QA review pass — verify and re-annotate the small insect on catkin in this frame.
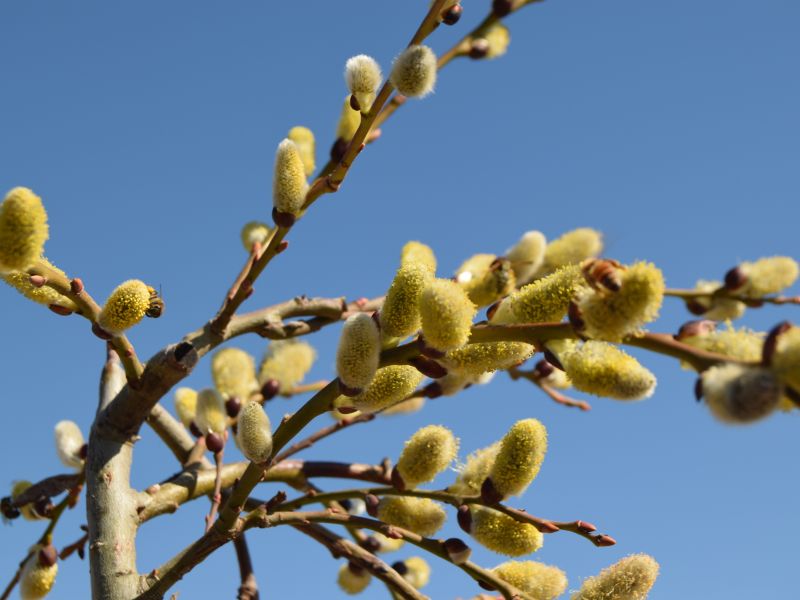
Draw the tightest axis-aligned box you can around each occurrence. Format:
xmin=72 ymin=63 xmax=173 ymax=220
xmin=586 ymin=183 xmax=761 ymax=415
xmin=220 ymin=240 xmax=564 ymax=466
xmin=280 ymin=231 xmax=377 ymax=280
xmin=259 ymin=339 xmax=317 ymax=394
xmin=469 ymin=506 xmax=543 ymax=557
xmin=336 ymin=313 xmax=381 ymax=393
xmin=419 ymin=279 xmax=476 ymax=353
xmin=401 ymin=240 xmax=437 ymax=273
xmin=287 ymin=126 xmax=316 ymax=177
xmin=272 ymin=139 xmax=309 ymax=223
xmin=506 ymin=230 xmax=547 ymax=285
xmin=54 ymin=421 xmax=85 ymax=470
xmin=240 ymin=221 xmax=272 ymax=252
xmin=195 ymin=388 xmax=227 ymax=435
xmin=389 ymin=45 xmax=437 ymax=98
xmin=211 ymin=347 xmax=257 ymax=401
xmin=571 ymin=553 xmax=659 ymax=600
xmin=456 ymin=254 xmax=516 ymax=307
xmin=337 ymin=562 xmax=371 ymax=595
xmin=492 ymin=561 xmax=568 ymax=600
xmin=235 ymin=401 xmax=273 ymax=463
xmin=12 ymin=481 xmax=44 ymax=521
xmin=380 ymin=263 xmax=433 ymax=339
xmin=0 ymin=187 xmax=49 ymax=273
xmin=376 ymin=496 xmax=446 ymax=537
xmin=396 ymin=425 xmax=459 ymax=488
xmin=98 ymin=279 xmax=158 ymax=335
xmin=352 ymin=365 xmax=424 ymax=413
xmin=700 ymin=364 xmax=782 ymax=424
xmin=174 ymin=387 xmax=198 ymax=429
xmin=345 ymin=55 xmax=382 ymax=111
xmin=487 ymin=419 xmax=547 ymax=499
xmin=19 ymin=545 xmax=58 ymax=600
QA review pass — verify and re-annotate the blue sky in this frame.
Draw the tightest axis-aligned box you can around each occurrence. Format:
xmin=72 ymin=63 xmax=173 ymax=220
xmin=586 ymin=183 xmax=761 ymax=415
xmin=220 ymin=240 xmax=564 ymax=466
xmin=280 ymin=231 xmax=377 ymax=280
xmin=1 ymin=1 xmax=799 ymax=598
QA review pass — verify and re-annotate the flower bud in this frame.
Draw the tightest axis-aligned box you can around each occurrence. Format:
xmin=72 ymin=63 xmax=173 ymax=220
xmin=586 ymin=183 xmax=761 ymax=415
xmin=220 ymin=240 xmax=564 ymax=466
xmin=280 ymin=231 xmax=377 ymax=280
xmin=449 ymin=442 xmax=500 ymax=496
xmin=397 ymin=556 xmax=431 ymax=589
xmin=0 ymin=187 xmax=49 ymax=273
xmin=474 ymin=22 xmax=511 ymax=60
xmin=19 ymin=544 xmax=58 ymax=600
xmin=337 ymin=562 xmax=371 ymax=595
xmin=272 ymin=139 xmax=309 ymax=221
xmin=240 ymin=221 xmax=271 ymax=251
xmin=54 ymin=420 xmax=85 ymax=470
xmin=701 ymin=364 xmax=781 ymax=424
xmin=688 ymin=280 xmax=745 ymax=321
xmin=737 ymin=256 xmax=799 ymax=298
xmin=380 ymin=263 xmax=434 ymax=339
xmin=390 ymin=45 xmax=437 ymax=98
xmin=571 ymin=553 xmax=659 ymax=600
xmin=376 ymin=496 xmax=446 ymax=537
xmin=575 ymin=261 xmax=664 ymax=342
xmin=401 ymin=240 xmax=437 ymax=273
xmin=2 ymin=258 xmax=76 ymax=311
xmin=771 ymin=325 xmax=800 ymax=391
xmin=557 ymin=341 xmax=656 ymax=400
xmin=381 ymin=395 xmax=426 ymax=416
xmin=195 ymin=388 xmax=227 ymax=435
xmin=258 ymin=340 xmax=317 ymax=394
xmin=456 ymin=255 xmax=517 ymax=308
xmin=488 ymin=419 xmax=547 ymax=499
xmin=336 ymin=313 xmax=381 ymax=392
xmin=506 ymin=231 xmax=547 ymax=285
xmin=419 ymin=279 xmax=476 ymax=352
xmin=537 ymin=228 xmax=603 ymax=278
xmin=494 ymin=266 xmax=584 ymax=326
xmin=353 ymin=365 xmax=424 ymax=413
xmin=211 ymin=347 xmax=257 ymax=402
xmin=235 ymin=401 xmax=273 ymax=463
xmin=173 ymin=387 xmax=198 ymax=429
xmin=287 ymin=126 xmax=316 ymax=177
xmin=345 ymin=55 xmax=382 ymax=112
xmin=492 ymin=561 xmax=567 ymax=600
xmin=98 ymin=279 xmax=156 ymax=335
xmin=469 ymin=506 xmax=543 ymax=556
xmin=444 ymin=341 xmax=535 ymax=376
xmin=397 ymin=425 xmax=459 ymax=488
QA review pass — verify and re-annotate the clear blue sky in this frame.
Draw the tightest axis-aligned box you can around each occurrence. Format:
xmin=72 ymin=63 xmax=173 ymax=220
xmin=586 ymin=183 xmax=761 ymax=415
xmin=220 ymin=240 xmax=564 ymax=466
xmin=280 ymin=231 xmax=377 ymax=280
xmin=2 ymin=1 xmax=799 ymax=598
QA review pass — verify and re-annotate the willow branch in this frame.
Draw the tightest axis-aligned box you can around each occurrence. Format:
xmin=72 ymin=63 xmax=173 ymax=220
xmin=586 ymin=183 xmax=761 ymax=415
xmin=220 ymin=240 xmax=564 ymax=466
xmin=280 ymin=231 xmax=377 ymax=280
xmin=233 ymin=533 xmax=259 ymax=600
xmin=665 ymin=287 xmax=800 ymax=306
xmin=273 ymin=413 xmax=376 ymax=462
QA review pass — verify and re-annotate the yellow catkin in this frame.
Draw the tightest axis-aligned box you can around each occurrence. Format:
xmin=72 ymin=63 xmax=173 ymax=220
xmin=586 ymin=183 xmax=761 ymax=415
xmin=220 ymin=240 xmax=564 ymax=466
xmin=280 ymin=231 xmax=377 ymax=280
xmin=470 ymin=506 xmax=543 ymax=556
xmin=419 ymin=279 xmax=476 ymax=352
xmin=491 ymin=265 xmax=584 ymax=325
xmin=456 ymin=254 xmax=517 ymax=307
xmin=97 ymin=279 xmax=152 ymax=334
xmin=558 ymin=341 xmax=656 ymax=400
xmin=376 ymin=496 xmax=446 ymax=537
xmin=690 ymin=279 xmax=745 ymax=321
xmin=336 ymin=96 xmax=362 ymax=141
xmin=12 ymin=481 xmax=43 ymax=521
xmin=54 ymin=420 xmax=85 ymax=470
xmin=337 ymin=563 xmax=371 ymax=595
xmin=434 ymin=371 xmax=495 ymax=397
xmin=577 ymin=261 xmax=665 ymax=342
xmin=444 ymin=341 xmax=535 ymax=376
xmin=345 ymin=54 xmax=382 ymax=111
xmin=272 ymin=139 xmax=308 ymax=217
xmin=402 ymin=556 xmax=431 ymax=589
xmin=506 ymin=230 xmax=547 ymax=285
xmin=449 ymin=442 xmax=500 ymax=496
xmin=740 ymin=256 xmax=799 ymax=297
xmin=681 ymin=325 xmax=763 ymax=364
xmin=397 ymin=425 xmax=459 ymax=488
xmin=287 ymin=126 xmax=316 ymax=176
xmin=330 ymin=396 xmax=362 ymax=421
xmin=19 ymin=546 xmax=58 ymax=600
xmin=2 ymin=257 xmax=76 ymax=311
xmin=390 ymin=45 xmax=437 ymax=98
xmin=174 ymin=387 xmax=198 ymax=429
xmin=336 ymin=313 xmax=382 ymax=391
xmin=235 ymin=401 xmax=273 ymax=463
xmin=489 ymin=419 xmax=547 ymax=499
xmin=701 ymin=364 xmax=781 ymax=424
xmin=212 ymin=347 xmax=257 ymax=401
xmin=401 ymin=240 xmax=437 ymax=273
xmin=479 ymin=22 xmax=511 ymax=59
xmin=371 ymin=532 xmax=405 ymax=553
xmin=195 ymin=388 xmax=227 ymax=435
xmin=240 ymin=221 xmax=272 ymax=251
xmin=353 ymin=365 xmax=424 ymax=413
xmin=381 ymin=395 xmax=426 ymax=416
xmin=492 ymin=561 xmax=568 ymax=600
xmin=537 ymin=228 xmax=603 ymax=277
xmin=258 ymin=340 xmax=317 ymax=393
xmin=571 ymin=554 xmax=659 ymax=600
xmin=773 ymin=325 xmax=800 ymax=391
xmin=0 ymin=187 xmax=49 ymax=272
xmin=380 ymin=263 xmax=433 ymax=339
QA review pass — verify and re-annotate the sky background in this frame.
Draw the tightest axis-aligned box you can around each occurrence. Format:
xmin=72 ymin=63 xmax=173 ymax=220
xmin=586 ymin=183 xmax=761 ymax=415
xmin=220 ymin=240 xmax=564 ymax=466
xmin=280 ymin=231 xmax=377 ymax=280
xmin=1 ymin=1 xmax=799 ymax=598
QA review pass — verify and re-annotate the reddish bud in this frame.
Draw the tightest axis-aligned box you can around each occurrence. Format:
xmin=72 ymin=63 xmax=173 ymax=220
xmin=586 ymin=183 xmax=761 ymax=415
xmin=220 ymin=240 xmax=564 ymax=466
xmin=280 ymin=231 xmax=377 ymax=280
xmin=469 ymin=39 xmax=490 ymax=60
xmin=337 ymin=379 xmax=363 ymax=397
xmin=723 ymin=266 xmax=747 ymax=291
xmin=70 ymin=278 xmax=84 ymax=294
xmin=542 ymin=348 xmax=564 ymax=371
xmin=390 ymin=468 xmax=406 ymax=491
xmin=576 ymin=520 xmax=597 ymax=533
xmin=261 ymin=379 xmax=280 ymax=401
xmin=409 ymin=356 xmax=448 ymax=379
xmin=29 ymin=275 xmax=47 ymax=288
xmin=443 ymin=537 xmax=472 ymax=564
xmin=595 ymin=534 xmax=617 ymax=547
xmin=349 ymin=94 xmax=361 ymax=112
xmin=675 ymin=319 xmax=717 ymax=341
xmin=365 ymin=494 xmax=380 ymax=518
xmin=272 ymin=206 xmax=296 ymax=228
xmin=423 ymin=381 xmax=443 ymax=399
xmin=189 ymin=421 xmax=203 ymax=438
xmin=38 ymin=545 xmax=58 ymax=567
xmin=492 ymin=0 xmax=513 ymax=17
xmin=457 ymin=505 xmax=472 ymax=534
xmin=762 ymin=320 xmax=792 ymax=366
xmin=225 ymin=397 xmax=242 ymax=418
xmin=205 ymin=432 xmax=226 ymax=454
xmin=330 ymin=138 xmax=349 ymax=162
xmin=391 ymin=560 xmax=408 ymax=575
xmin=533 ymin=359 xmax=555 ymax=378
xmin=480 ymin=477 xmax=503 ymax=505
xmin=48 ymin=304 xmax=74 ymax=316
xmin=336 ymin=405 xmax=359 ymax=415
xmin=442 ymin=4 xmax=463 ymax=25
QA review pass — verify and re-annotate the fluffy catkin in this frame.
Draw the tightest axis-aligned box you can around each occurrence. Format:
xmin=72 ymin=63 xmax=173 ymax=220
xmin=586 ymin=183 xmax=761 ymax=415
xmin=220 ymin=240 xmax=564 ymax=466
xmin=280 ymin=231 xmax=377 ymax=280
xmin=558 ymin=341 xmax=656 ymax=400
xmin=97 ymin=279 xmax=152 ymax=334
xmin=419 ymin=279 xmax=476 ymax=352
xmin=680 ymin=324 xmax=763 ymax=369
xmin=336 ymin=96 xmax=362 ymax=141
xmin=376 ymin=496 xmax=446 ymax=537
xmin=401 ymin=240 xmax=437 ymax=273
xmin=401 ymin=557 xmax=431 ymax=589
xmin=470 ymin=506 xmax=543 ymax=556
xmin=444 ymin=341 xmax=535 ymax=376
xmin=345 ymin=54 xmax=382 ymax=111
xmin=396 ymin=425 xmax=459 ymax=487
xmin=2 ymin=258 xmax=76 ymax=311
xmin=353 ymin=365 xmax=424 ymax=413
xmin=235 ymin=401 xmax=273 ymax=463
xmin=258 ymin=340 xmax=317 ymax=393
xmin=449 ymin=442 xmax=500 ymax=496
xmin=272 ymin=139 xmax=308 ymax=218
xmin=701 ymin=364 xmax=781 ymax=424
xmin=174 ymin=387 xmax=198 ymax=429
xmin=19 ymin=546 xmax=58 ymax=600
xmin=772 ymin=325 xmax=800 ymax=390
xmin=456 ymin=254 xmax=516 ymax=307
xmin=479 ymin=22 xmax=511 ymax=59
xmin=491 ymin=265 xmax=584 ymax=325
xmin=689 ymin=279 xmax=745 ymax=321
xmin=506 ymin=230 xmax=547 ymax=284
xmin=571 ymin=554 xmax=659 ymax=600
xmin=287 ymin=126 xmax=316 ymax=176
xmin=336 ymin=313 xmax=381 ymax=391
xmin=381 ymin=395 xmax=426 ymax=415
xmin=195 ymin=388 xmax=227 ymax=435
xmin=337 ymin=563 xmax=371 ymax=595
xmin=211 ymin=347 xmax=257 ymax=400
xmin=390 ymin=45 xmax=437 ymax=97
xmin=54 ymin=421 xmax=85 ymax=470
xmin=492 ymin=561 xmax=568 ymax=600
xmin=240 ymin=221 xmax=272 ymax=251
xmin=739 ymin=256 xmax=799 ymax=297
xmin=488 ymin=419 xmax=547 ymax=498
xmin=380 ymin=263 xmax=433 ymax=339
xmin=0 ymin=187 xmax=49 ymax=272
xmin=537 ymin=227 xmax=603 ymax=277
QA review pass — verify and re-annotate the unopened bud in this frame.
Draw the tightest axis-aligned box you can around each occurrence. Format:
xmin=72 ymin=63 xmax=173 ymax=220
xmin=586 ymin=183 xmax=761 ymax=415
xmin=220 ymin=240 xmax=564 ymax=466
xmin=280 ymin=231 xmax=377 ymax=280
xmin=205 ymin=432 xmax=225 ymax=454
xmin=443 ymin=538 xmax=472 ymax=565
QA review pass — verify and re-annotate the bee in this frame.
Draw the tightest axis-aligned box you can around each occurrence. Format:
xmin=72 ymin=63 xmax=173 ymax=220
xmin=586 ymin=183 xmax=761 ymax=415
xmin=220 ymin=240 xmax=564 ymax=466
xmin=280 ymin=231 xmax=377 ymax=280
xmin=581 ymin=258 xmax=624 ymax=293
xmin=145 ymin=285 xmax=164 ymax=318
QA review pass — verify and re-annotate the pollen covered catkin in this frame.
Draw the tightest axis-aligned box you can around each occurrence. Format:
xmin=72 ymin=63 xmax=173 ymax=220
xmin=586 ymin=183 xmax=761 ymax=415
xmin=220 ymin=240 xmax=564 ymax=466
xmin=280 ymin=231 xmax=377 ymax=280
xmin=491 ymin=265 xmax=584 ymax=325
xmin=537 ymin=227 xmax=603 ymax=277
xmin=772 ymin=325 xmax=800 ymax=390
xmin=444 ymin=341 xmax=534 ymax=376
xmin=400 ymin=557 xmax=431 ymax=589
xmin=558 ymin=341 xmax=656 ymax=400
xmin=689 ymin=279 xmax=745 ymax=321
xmin=390 ymin=45 xmax=437 ymax=98
xmin=680 ymin=324 xmax=763 ymax=364
xmin=396 ymin=425 xmax=458 ymax=488
xmin=456 ymin=254 xmax=516 ymax=307
xmin=337 ymin=563 xmax=371 ymax=595
xmin=272 ymin=139 xmax=308 ymax=219
xmin=98 ymin=279 xmax=153 ymax=334
xmin=336 ymin=313 xmax=381 ymax=391
xmin=235 ymin=401 xmax=273 ymax=463
xmin=488 ymin=419 xmax=547 ymax=499
xmin=0 ymin=187 xmax=49 ymax=273
xmin=701 ymin=364 xmax=781 ymax=424
xmin=401 ymin=240 xmax=437 ymax=273
xmin=195 ymin=388 xmax=227 ymax=435
xmin=174 ymin=387 xmax=198 ymax=429
xmin=211 ymin=347 xmax=257 ymax=401
xmin=492 ymin=561 xmax=567 ymax=600
xmin=336 ymin=97 xmax=362 ymax=142
xmin=449 ymin=442 xmax=500 ymax=496
xmin=571 ymin=554 xmax=659 ymax=600
xmin=240 ymin=221 xmax=272 ymax=251
xmin=380 ymin=263 xmax=433 ymax=339
xmin=19 ymin=546 xmax=58 ymax=600
xmin=478 ymin=22 xmax=511 ymax=59
xmin=259 ymin=340 xmax=317 ymax=393
xmin=54 ymin=421 xmax=85 ymax=470
xmin=738 ymin=256 xmax=799 ymax=297
xmin=506 ymin=230 xmax=547 ymax=284
xmin=353 ymin=366 xmax=424 ymax=413
xmin=419 ymin=279 xmax=476 ymax=352
xmin=376 ymin=496 xmax=446 ymax=537
xmin=345 ymin=55 xmax=382 ymax=111
xmin=2 ymin=258 xmax=76 ymax=311
xmin=287 ymin=126 xmax=316 ymax=176
xmin=469 ymin=506 xmax=543 ymax=556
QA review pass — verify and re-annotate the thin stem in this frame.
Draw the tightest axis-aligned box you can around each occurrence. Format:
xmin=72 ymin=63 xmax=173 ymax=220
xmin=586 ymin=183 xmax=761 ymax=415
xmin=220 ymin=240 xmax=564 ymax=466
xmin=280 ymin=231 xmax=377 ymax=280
xmin=273 ymin=413 xmax=375 ymax=463
xmin=205 ymin=446 xmax=226 ymax=533
xmin=665 ymin=287 xmax=800 ymax=306
xmin=232 ymin=533 xmax=259 ymax=600
xmin=507 ymin=366 xmax=591 ymax=411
